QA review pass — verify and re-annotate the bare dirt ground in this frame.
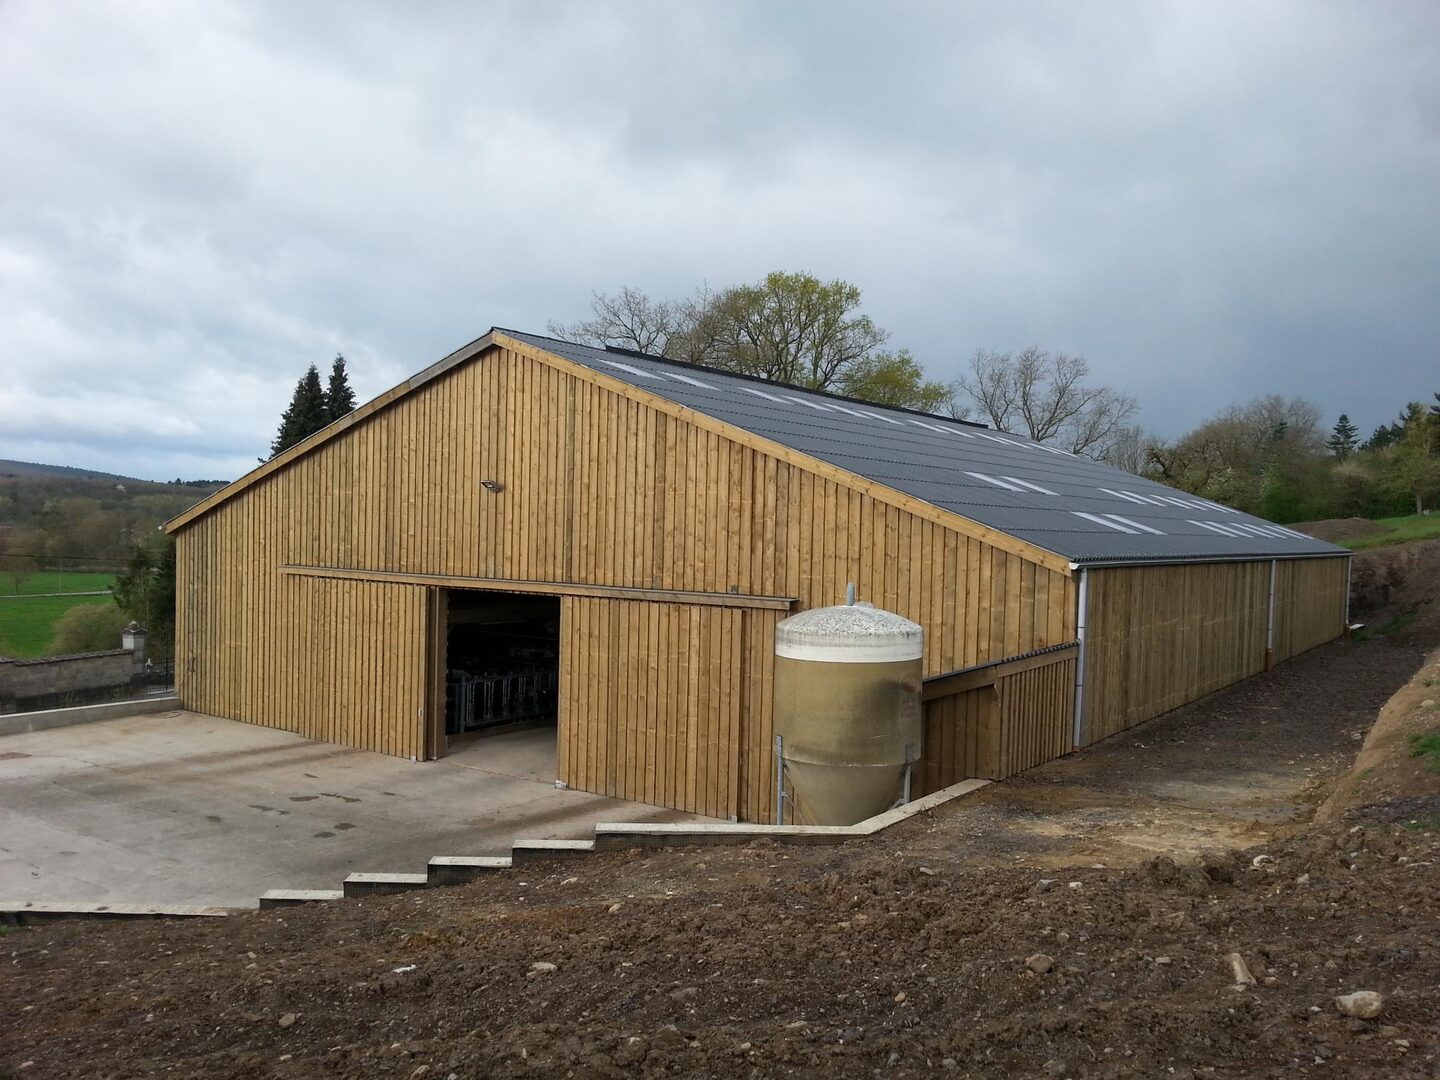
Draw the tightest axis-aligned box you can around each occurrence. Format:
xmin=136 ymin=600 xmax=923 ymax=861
xmin=3 ymin=615 xmax=1439 ymax=1077
xmin=1349 ymin=537 xmax=1440 ymax=645
xmin=1292 ymin=517 xmax=1391 ymax=544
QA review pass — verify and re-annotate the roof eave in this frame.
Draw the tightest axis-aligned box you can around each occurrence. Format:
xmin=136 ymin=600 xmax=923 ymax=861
xmin=1067 ymin=548 xmax=1351 ymax=570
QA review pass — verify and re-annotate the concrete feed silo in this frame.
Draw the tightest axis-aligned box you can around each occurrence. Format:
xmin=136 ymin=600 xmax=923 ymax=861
xmin=773 ymin=601 xmax=924 ymax=825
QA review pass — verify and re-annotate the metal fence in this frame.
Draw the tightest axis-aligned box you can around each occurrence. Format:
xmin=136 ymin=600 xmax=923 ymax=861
xmin=446 ymin=667 xmax=558 ymax=734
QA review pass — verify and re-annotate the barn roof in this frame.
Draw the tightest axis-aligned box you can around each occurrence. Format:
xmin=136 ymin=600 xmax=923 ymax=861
xmin=168 ymin=328 xmax=1346 ymax=568
xmin=501 ymin=330 xmax=1346 ymax=568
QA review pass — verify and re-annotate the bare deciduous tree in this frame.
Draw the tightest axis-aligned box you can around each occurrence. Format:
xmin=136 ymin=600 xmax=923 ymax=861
xmin=547 ymin=286 xmax=688 ymax=357
xmin=950 ymin=347 xmax=1138 ymax=459
xmin=1098 ymin=425 xmax=1156 ymax=475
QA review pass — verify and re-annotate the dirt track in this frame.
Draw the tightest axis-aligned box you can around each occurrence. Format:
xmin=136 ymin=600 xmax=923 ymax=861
xmin=2 ymin=635 xmax=1438 ymax=1079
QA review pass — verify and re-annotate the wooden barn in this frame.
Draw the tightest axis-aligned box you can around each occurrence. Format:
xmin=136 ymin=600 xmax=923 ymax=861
xmin=164 ymin=329 xmax=1351 ymax=822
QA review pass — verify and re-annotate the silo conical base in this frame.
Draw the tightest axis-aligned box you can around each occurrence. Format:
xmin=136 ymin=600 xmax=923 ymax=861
xmin=784 ymin=759 xmax=906 ymax=826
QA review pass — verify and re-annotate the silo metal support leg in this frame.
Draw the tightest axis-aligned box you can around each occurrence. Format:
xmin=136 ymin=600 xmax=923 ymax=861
xmin=774 ymin=734 xmax=788 ymax=826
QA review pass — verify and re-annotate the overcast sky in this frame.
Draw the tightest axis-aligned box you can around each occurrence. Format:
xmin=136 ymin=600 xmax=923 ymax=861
xmin=2 ymin=1 xmax=1436 ymax=481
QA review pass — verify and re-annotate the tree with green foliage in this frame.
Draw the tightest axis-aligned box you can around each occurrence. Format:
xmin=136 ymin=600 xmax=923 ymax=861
xmin=113 ymin=538 xmax=176 ymax=661
xmin=833 ymin=349 xmax=953 ymax=412
xmin=1329 ymin=459 xmax=1375 ymax=517
xmin=1383 ymin=402 xmax=1440 ymax=514
xmin=1145 ymin=396 xmax=1325 ymax=518
xmin=49 ymin=603 xmax=129 ymax=656
xmin=325 ymin=353 xmax=357 ymax=422
xmin=701 ymin=271 xmax=888 ymax=390
xmin=1326 ymin=414 xmax=1359 ymax=460
xmin=549 ymin=274 xmax=949 ymax=409
xmin=267 ymin=364 xmax=329 ymax=459
xmin=1363 ymin=419 xmax=1405 ymax=451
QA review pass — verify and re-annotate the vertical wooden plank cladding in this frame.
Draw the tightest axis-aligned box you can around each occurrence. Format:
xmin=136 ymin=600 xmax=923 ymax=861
xmin=915 ymin=653 xmax=1076 ymax=794
xmin=1272 ymin=556 xmax=1349 ymax=663
xmin=556 ymin=598 xmax=747 ymax=817
xmin=174 ymin=343 xmax=1079 ymax=815
xmin=1079 ymin=558 xmax=1342 ymax=748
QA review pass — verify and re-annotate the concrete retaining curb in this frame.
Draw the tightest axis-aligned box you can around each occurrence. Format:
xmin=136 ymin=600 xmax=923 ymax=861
xmin=0 ymin=695 xmax=180 ymax=737
xmin=590 ymin=778 xmax=992 ymax=849
xmin=1 ymin=901 xmax=230 ymax=925
xmin=259 ymin=889 xmax=346 ymax=909
xmin=1 ymin=777 xmax=993 ymax=921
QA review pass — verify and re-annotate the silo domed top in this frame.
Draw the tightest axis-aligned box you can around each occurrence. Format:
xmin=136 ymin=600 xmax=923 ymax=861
xmin=775 ymin=604 xmax=924 ymax=663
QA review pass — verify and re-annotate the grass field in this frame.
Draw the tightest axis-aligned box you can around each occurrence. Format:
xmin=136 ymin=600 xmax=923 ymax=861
xmin=0 ymin=570 xmax=115 ymax=596
xmin=0 ymin=594 xmax=115 ymax=658
xmin=1342 ymin=513 xmax=1440 ymax=551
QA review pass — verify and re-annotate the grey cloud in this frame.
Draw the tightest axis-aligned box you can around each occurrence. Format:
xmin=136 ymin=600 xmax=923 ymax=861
xmin=1 ymin=0 xmax=1436 ymax=480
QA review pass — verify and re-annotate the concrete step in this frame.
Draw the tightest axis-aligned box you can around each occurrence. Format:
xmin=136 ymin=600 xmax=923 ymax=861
xmin=511 ymin=838 xmax=595 ymax=861
xmin=1 ymin=901 xmax=231 ymax=923
xmin=427 ymin=855 xmax=512 ymax=886
xmin=258 ymin=889 xmax=345 ymax=909
xmin=342 ymin=872 xmax=429 ymax=898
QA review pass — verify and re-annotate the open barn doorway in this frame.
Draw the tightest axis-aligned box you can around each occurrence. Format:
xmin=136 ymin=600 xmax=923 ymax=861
xmin=438 ymin=590 xmax=560 ymax=765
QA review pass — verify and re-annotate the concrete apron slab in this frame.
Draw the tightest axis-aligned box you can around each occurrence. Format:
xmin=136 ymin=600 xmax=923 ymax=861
xmin=0 ymin=710 xmax=710 ymax=911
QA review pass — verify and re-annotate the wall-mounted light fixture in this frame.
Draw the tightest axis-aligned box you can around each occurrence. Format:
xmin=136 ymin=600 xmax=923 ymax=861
xmin=480 ymin=479 xmax=504 ymax=493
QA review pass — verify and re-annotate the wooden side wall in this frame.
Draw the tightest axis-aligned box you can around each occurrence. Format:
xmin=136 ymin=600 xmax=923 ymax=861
xmin=1273 ymin=556 xmax=1350 ymax=663
xmin=176 ymin=345 xmax=1076 ymax=818
xmin=558 ymin=598 xmax=745 ymax=820
xmin=918 ymin=688 xmax=998 ymax=793
xmin=1082 ymin=556 xmax=1348 ymax=747
xmin=917 ymin=653 xmax=1076 ymax=793
xmin=997 ymin=656 xmax=1079 ymax=775
xmin=1082 ymin=562 xmax=1268 ymax=745
xmin=177 ymin=520 xmax=431 ymax=757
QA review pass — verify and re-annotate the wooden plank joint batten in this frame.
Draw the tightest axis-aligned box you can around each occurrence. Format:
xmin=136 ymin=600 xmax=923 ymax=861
xmin=280 ymin=564 xmax=797 ymax=611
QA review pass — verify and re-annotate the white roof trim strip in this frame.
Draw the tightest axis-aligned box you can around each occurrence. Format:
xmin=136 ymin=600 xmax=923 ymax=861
xmin=1072 ymin=511 xmax=1140 ymax=534
xmin=601 ymin=359 xmax=662 ymax=380
xmin=1004 ymin=476 xmax=1059 ymax=495
xmin=965 ymin=471 xmax=1029 ymax=492
xmin=1119 ymin=490 xmax=1170 ymax=506
xmin=859 ymin=411 xmax=903 ymax=425
xmin=1232 ymin=523 xmax=1280 ymax=538
xmin=1103 ymin=514 xmax=1166 ymax=535
xmin=1189 ymin=520 xmax=1237 ymax=537
xmin=739 ymin=386 xmax=786 ymax=403
xmin=660 ymin=371 xmax=717 ymax=389
xmin=1100 ymin=488 xmax=1151 ymax=505
xmin=783 ymin=395 xmax=836 ymax=412
xmin=1189 ymin=520 xmax=1246 ymax=538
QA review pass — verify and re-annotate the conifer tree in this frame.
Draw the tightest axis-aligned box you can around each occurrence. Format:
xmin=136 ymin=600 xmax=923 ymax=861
xmin=325 ymin=353 xmax=357 ymax=422
xmin=1326 ymin=414 xmax=1359 ymax=460
xmin=268 ymin=364 xmax=329 ymax=458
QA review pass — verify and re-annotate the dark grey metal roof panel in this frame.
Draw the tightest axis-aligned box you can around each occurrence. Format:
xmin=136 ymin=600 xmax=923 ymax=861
xmin=503 ymin=330 xmax=1347 ymax=567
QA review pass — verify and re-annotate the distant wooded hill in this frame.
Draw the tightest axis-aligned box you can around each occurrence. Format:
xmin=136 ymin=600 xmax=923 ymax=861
xmin=0 ymin=459 xmax=227 ymax=486
xmin=0 ymin=461 xmax=230 ymax=569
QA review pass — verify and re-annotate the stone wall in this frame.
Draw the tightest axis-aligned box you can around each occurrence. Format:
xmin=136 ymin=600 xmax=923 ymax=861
xmin=0 ymin=625 xmax=147 ymax=714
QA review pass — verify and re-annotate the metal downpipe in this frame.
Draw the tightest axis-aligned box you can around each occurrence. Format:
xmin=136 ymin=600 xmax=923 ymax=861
xmin=1071 ymin=568 xmax=1089 ymax=749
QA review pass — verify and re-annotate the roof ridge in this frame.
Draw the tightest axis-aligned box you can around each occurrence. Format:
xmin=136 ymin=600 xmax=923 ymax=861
xmin=495 ymin=327 xmax=992 ymax=431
